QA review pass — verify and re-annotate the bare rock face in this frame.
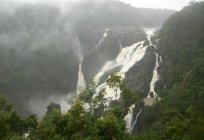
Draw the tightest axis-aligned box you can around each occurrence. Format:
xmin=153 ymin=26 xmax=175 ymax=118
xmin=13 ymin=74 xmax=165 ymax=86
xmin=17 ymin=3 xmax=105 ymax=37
xmin=82 ymin=29 xmax=121 ymax=83
xmin=143 ymin=97 xmax=157 ymax=106
xmin=112 ymin=27 xmax=146 ymax=47
xmin=82 ymin=27 xmax=146 ymax=84
xmin=124 ymin=46 xmax=155 ymax=95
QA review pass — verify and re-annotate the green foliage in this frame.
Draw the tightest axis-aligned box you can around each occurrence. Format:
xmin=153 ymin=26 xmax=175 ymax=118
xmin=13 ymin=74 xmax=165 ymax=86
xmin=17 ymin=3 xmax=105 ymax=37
xmin=96 ymin=114 xmax=126 ymax=140
xmin=0 ymin=2 xmax=202 ymax=139
xmin=24 ymin=114 xmax=38 ymax=139
xmin=135 ymin=2 xmax=204 ymax=139
xmin=77 ymin=81 xmax=106 ymax=115
xmin=159 ymin=1 xmax=204 ymax=88
xmin=0 ymin=76 xmax=141 ymax=140
xmin=106 ymin=74 xmax=122 ymax=89
xmin=120 ymin=84 xmax=139 ymax=112
xmin=0 ymin=95 xmax=27 ymax=140
xmin=106 ymin=73 xmax=122 ymax=102
xmin=78 ymin=82 xmax=96 ymax=103
xmin=36 ymin=109 xmax=62 ymax=140
xmin=0 ymin=0 xmax=174 ymax=117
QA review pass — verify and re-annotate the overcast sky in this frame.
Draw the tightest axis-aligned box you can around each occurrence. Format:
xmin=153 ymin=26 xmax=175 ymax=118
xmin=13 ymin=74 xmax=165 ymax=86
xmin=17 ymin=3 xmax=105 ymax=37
xmin=122 ymin=0 xmax=203 ymax=10
xmin=11 ymin=0 xmax=203 ymax=10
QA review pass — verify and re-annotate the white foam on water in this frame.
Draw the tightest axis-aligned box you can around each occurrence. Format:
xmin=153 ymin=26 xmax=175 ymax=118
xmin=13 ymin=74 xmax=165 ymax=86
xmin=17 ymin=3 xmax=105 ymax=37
xmin=94 ymin=41 xmax=148 ymax=105
xmin=144 ymin=28 xmax=162 ymax=98
xmin=124 ymin=104 xmax=135 ymax=133
xmin=94 ymin=41 xmax=147 ymax=85
xmin=131 ymin=109 xmax=142 ymax=134
xmin=124 ymin=105 xmax=142 ymax=134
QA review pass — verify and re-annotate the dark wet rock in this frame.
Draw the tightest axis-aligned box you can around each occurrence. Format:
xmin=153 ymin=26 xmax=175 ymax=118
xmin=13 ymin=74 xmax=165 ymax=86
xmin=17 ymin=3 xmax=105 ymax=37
xmin=124 ymin=46 xmax=155 ymax=96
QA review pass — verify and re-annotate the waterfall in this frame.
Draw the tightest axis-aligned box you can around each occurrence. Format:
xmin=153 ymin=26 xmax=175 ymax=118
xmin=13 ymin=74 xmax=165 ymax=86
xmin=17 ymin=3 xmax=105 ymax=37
xmin=76 ymin=29 xmax=110 ymax=97
xmin=124 ymin=28 xmax=161 ymax=134
xmin=148 ymin=52 xmax=160 ymax=98
xmin=94 ymin=31 xmax=151 ymax=132
xmin=124 ymin=105 xmax=142 ymax=134
xmin=76 ymin=57 xmax=86 ymax=95
xmin=94 ymin=41 xmax=148 ymax=105
xmin=94 ymin=41 xmax=147 ymax=85
xmin=144 ymin=28 xmax=162 ymax=98
xmin=78 ymin=28 xmax=162 ymax=134
xmin=131 ymin=109 xmax=142 ymax=134
xmin=97 ymin=28 xmax=109 ymax=46
xmin=124 ymin=104 xmax=135 ymax=133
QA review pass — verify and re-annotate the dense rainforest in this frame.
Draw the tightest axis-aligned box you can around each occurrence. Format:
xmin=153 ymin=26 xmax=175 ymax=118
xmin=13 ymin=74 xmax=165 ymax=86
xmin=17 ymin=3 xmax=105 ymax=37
xmin=136 ymin=2 xmax=204 ymax=140
xmin=0 ymin=74 xmax=141 ymax=140
xmin=0 ymin=1 xmax=204 ymax=140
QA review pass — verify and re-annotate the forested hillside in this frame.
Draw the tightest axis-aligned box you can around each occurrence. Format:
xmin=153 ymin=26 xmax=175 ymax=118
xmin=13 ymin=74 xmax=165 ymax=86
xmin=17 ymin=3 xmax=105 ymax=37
xmin=0 ymin=1 xmax=204 ymax=140
xmin=136 ymin=2 xmax=204 ymax=139
xmin=0 ymin=0 xmax=174 ymax=116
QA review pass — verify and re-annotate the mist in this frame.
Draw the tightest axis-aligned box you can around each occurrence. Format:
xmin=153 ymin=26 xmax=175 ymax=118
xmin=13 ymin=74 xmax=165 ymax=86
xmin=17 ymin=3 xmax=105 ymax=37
xmin=0 ymin=0 xmax=175 ymax=117
xmin=27 ymin=92 xmax=74 ymax=118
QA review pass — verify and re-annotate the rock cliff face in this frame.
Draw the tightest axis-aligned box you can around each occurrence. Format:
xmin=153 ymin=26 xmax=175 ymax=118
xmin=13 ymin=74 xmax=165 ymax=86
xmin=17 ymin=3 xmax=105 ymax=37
xmin=124 ymin=46 xmax=155 ymax=94
xmin=82 ymin=27 xmax=147 ymax=84
xmin=82 ymin=29 xmax=121 ymax=83
xmin=84 ymin=27 xmax=165 ymax=135
xmin=135 ymin=3 xmax=204 ymax=137
xmin=81 ymin=27 xmax=164 ymax=98
xmin=0 ymin=0 xmax=175 ymax=117
xmin=112 ymin=27 xmax=146 ymax=47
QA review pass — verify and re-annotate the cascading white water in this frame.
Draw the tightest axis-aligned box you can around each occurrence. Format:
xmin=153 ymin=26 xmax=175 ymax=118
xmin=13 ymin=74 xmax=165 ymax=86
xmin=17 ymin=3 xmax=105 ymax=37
xmin=124 ymin=104 xmax=135 ymax=133
xmin=144 ymin=28 xmax=162 ymax=98
xmin=93 ymin=39 xmax=149 ymax=133
xmin=76 ymin=57 xmax=86 ymax=95
xmin=94 ymin=41 xmax=147 ymax=85
xmin=131 ymin=109 xmax=142 ymax=134
xmin=124 ymin=28 xmax=162 ymax=134
xmin=74 ymin=28 xmax=162 ymax=134
xmin=124 ymin=105 xmax=142 ymax=134
xmin=94 ymin=41 xmax=148 ymax=105
xmin=97 ymin=28 xmax=109 ymax=46
xmin=148 ymin=52 xmax=160 ymax=98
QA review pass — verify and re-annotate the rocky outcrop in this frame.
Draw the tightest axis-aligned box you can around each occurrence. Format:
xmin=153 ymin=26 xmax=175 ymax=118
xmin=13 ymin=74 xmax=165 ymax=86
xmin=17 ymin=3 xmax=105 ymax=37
xmin=124 ymin=46 xmax=155 ymax=95
xmin=112 ymin=27 xmax=146 ymax=47
xmin=82 ymin=29 xmax=121 ymax=83
xmin=82 ymin=27 xmax=146 ymax=84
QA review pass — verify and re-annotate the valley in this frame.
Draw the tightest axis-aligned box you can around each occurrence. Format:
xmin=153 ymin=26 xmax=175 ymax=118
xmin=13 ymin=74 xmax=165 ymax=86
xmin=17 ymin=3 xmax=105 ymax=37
xmin=0 ymin=0 xmax=204 ymax=140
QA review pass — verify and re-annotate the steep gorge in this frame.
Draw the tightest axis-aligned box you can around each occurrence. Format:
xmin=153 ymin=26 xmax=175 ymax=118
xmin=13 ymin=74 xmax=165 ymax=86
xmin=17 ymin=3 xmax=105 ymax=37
xmin=0 ymin=0 xmax=174 ymax=118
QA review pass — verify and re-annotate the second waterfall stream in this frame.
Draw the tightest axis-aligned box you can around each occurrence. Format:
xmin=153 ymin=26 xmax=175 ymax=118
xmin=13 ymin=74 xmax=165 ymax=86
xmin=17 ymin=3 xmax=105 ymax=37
xmin=124 ymin=28 xmax=162 ymax=133
xmin=74 ymin=28 xmax=161 ymax=134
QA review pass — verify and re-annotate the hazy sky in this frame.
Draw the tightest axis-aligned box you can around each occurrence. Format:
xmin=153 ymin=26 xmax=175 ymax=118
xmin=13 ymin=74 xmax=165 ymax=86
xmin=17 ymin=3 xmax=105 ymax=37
xmin=11 ymin=0 xmax=203 ymax=10
xmin=122 ymin=0 xmax=203 ymax=10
